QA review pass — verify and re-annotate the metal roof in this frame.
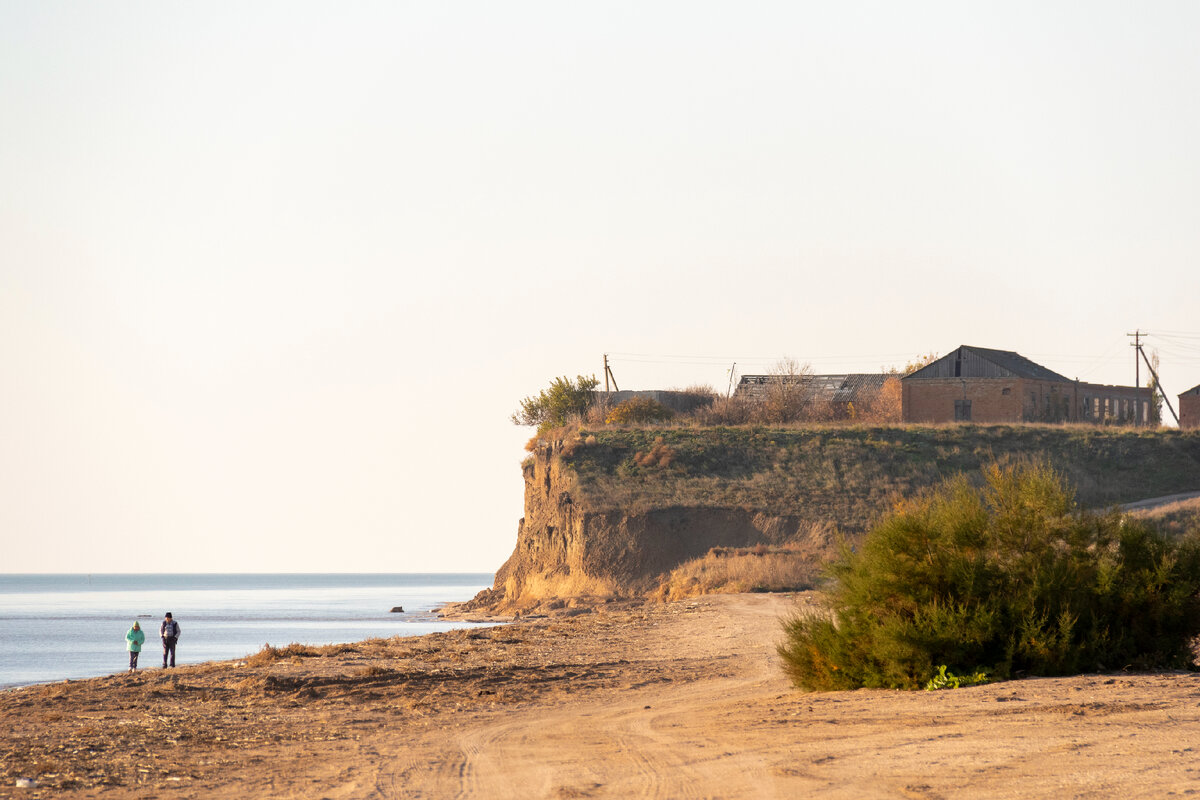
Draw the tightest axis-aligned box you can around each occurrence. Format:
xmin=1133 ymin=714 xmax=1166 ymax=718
xmin=736 ymin=373 xmax=892 ymax=401
xmin=903 ymin=345 xmax=1072 ymax=383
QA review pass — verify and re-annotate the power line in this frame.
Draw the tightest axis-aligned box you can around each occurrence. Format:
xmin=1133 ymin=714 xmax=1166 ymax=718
xmin=1150 ymin=330 xmax=1200 ymax=338
xmin=607 ymin=351 xmax=918 ymax=361
xmin=606 ymin=352 xmax=920 ymax=371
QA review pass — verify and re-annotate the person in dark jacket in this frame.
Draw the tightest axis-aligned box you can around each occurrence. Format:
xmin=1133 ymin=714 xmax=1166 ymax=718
xmin=126 ymin=622 xmax=145 ymax=672
xmin=160 ymin=612 xmax=181 ymax=668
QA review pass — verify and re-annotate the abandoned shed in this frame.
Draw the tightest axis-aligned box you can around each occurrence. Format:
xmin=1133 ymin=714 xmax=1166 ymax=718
xmin=735 ymin=373 xmax=897 ymax=420
xmin=901 ymin=345 xmax=1151 ymax=424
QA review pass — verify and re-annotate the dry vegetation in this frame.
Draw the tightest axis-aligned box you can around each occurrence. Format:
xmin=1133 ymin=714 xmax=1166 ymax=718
xmin=695 ymin=378 xmax=902 ymax=426
xmin=1128 ymin=495 xmax=1200 ymax=537
xmin=552 ymin=424 xmax=1200 ymax=532
xmin=584 ymin=380 xmax=904 ymax=428
xmin=652 ymin=540 xmax=825 ymax=602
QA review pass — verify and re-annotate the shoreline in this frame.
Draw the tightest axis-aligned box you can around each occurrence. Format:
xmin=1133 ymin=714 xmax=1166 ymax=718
xmin=0 ymin=573 xmax=495 ymax=692
xmin=5 ymin=592 xmax=1200 ymax=798
xmin=0 ymin=615 xmax=506 ymax=695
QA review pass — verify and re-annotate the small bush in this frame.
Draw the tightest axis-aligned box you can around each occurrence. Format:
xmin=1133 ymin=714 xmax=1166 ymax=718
xmin=632 ymin=437 xmax=676 ymax=468
xmin=924 ymin=665 xmax=989 ymax=690
xmin=605 ymin=397 xmax=675 ymax=426
xmin=354 ymin=666 xmax=396 ymax=678
xmin=778 ymin=461 xmax=1200 ymax=691
xmin=246 ymin=643 xmax=321 ymax=666
xmin=692 ymin=395 xmax=757 ymax=425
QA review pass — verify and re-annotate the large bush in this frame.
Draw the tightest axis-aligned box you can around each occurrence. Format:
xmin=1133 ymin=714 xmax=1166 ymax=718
xmin=779 ymin=462 xmax=1200 ymax=691
xmin=511 ymin=375 xmax=599 ymax=433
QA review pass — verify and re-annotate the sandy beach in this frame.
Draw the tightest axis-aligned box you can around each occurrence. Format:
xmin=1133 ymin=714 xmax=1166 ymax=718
xmin=3 ymin=592 xmax=1200 ymax=799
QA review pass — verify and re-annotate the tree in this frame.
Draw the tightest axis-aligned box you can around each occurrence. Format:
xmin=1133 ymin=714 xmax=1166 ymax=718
xmin=511 ymin=375 xmax=599 ymax=433
xmin=763 ymin=357 xmax=814 ymax=423
xmin=1146 ymin=349 xmax=1164 ymax=426
xmin=899 ymin=351 xmax=939 ymax=376
xmin=853 ymin=376 xmax=902 ymax=423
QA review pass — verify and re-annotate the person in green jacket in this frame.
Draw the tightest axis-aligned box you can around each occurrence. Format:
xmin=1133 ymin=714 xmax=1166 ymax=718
xmin=126 ymin=621 xmax=145 ymax=672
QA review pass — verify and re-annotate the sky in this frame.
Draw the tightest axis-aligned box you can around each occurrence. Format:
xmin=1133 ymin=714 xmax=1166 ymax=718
xmin=3 ymin=2 xmax=1199 ymax=573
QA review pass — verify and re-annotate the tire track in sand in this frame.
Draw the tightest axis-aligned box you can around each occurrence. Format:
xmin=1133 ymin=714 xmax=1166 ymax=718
xmin=449 ymin=596 xmax=791 ymax=799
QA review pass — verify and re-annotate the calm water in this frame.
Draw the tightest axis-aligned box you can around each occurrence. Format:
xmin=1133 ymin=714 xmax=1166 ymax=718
xmin=0 ymin=573 xmax=494 ymax=688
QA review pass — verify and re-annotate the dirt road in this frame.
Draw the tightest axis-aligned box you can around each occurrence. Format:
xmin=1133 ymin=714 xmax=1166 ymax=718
xmin=383 ymin=594 xmax=1200 ymax=800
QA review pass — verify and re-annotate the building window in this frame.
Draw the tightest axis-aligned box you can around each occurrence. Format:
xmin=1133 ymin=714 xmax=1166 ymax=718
xmin=954 ymin=399 xmax=972 ymax=421
xmin=1002 ymin=387 xmax=1011 ymax=396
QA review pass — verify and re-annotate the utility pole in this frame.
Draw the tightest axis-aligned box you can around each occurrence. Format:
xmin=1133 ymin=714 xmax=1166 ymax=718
xmin=727 ymin=362 xmax=736 ymax=397
xmin=602 ymin=354 xmax=619 ymax=392
xmin=1134 ymin=340 xmax=1179 ymax=426
xmin=1128 ymin=330 xmax=1146 ymax=424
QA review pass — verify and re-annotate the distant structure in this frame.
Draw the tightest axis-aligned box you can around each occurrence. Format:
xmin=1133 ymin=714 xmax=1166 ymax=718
xmin=901 ymin=345 xmax=1150 ymax=424
xmin=599 ymin=389 xmax=714 ymax=415
xmin=1180 ymin=384 xmax=1200 ymax=430
xmin=735 ymin=373 xmax=895 ymax=419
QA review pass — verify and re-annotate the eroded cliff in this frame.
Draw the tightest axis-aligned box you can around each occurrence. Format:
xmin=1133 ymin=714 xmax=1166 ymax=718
xmin=469 ymin=437 xmax=838 ymax=611
xmin=465 ymin=425 xmax=1200 ymax=612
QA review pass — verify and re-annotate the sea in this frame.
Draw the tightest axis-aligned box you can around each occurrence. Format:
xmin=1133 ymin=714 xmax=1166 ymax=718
xmin=0 ymin=573 xmax=494 ymax=689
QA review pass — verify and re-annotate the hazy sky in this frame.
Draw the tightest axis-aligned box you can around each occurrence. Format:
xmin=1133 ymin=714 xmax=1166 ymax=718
xmin=3 ymin=2 xmax=1199 ymax=573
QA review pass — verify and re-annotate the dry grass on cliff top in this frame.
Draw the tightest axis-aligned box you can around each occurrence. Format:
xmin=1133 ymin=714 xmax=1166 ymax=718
xmin=554 ymin=424 xmax=1200 ymax=533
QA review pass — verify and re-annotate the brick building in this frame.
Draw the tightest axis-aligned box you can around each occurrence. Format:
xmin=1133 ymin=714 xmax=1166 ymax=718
xmin=1181 ymin=384 xmax=1200 ymax=430
xmin=901 ymin=345 xmax=1150 ymax=425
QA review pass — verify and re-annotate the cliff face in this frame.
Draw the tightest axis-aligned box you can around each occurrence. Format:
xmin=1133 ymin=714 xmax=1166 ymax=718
xmin=466 ymin=426 xmax=1200 ymax=612
xmin=473 ymin=440 xmax=837 ymax=611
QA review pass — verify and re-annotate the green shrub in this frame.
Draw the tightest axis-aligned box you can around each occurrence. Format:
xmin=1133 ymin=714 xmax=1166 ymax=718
xmin=511 ymin=375 xmax=599 ymax=434
xmin=924 ymin=664 xmax=989 ymax=690
xmin=778 ymin=461 xmax=1200 ymax=691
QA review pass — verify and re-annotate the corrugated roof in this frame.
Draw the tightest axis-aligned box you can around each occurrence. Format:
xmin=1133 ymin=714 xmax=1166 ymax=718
xmin=736 ymin=373 xmax=892 ymax=401
xmin=904 ymin=345 xmax=1072 ymax=383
